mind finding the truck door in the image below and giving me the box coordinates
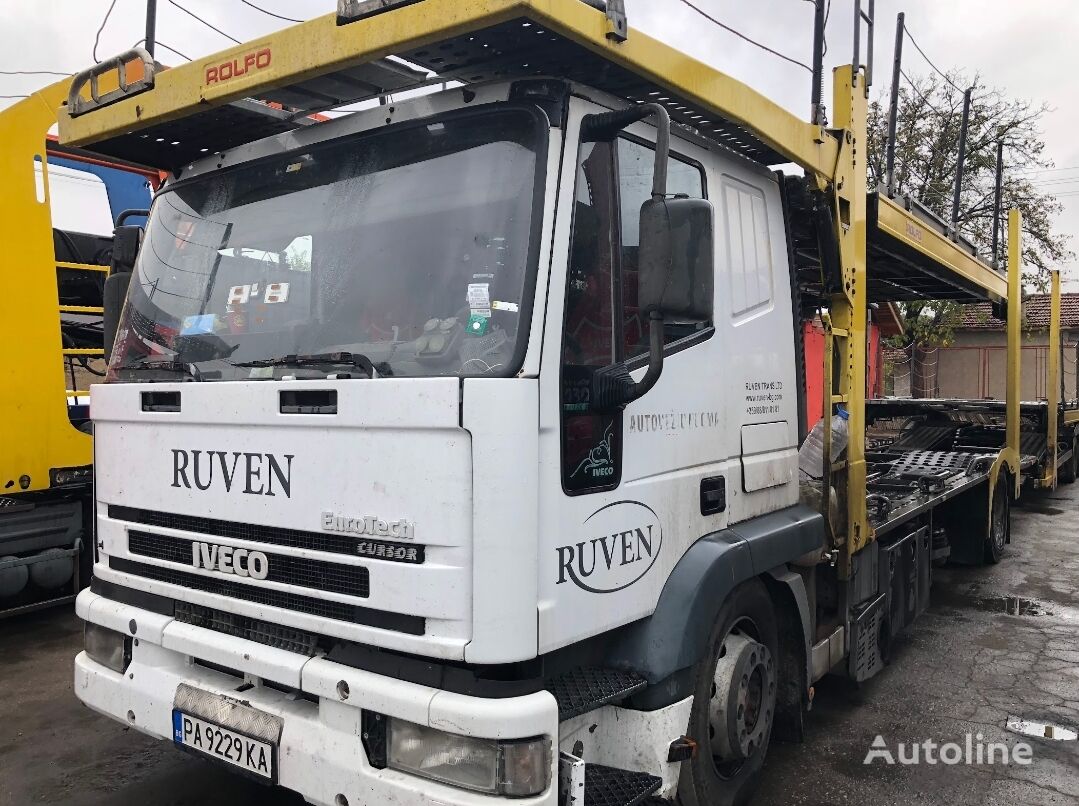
[537,99,731,652]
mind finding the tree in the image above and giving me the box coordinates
[866,72,1072,350]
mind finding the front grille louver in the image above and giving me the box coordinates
[128,530,370,597]
[108,557,425,635]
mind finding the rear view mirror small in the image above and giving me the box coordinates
[638,196,714,322]
[111,225,143,274]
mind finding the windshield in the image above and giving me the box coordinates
[109,106,546,380]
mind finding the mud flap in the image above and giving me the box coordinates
[848,593,886,682]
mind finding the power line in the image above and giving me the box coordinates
[902,22,967,96]
[0,69,72,76]
[899,69,954,121]
[1014,165,1079,176]
[166,0,242,44]
[1028,177,1079,188]
[157,40,193,61]
[0,94,30,99]
[133,37,194,62]
[675,0,812,74]
[93,0,119,62]
[239,0,303,24]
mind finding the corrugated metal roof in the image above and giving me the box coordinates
[958,293,1079,331]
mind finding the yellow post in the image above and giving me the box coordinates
[827,64,871,575]
[0,80,95,494]
[1046,270,1062,488]
[1001,209,1023,495]
[987,209,1022,506]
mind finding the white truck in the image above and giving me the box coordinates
[63,2,1027,804]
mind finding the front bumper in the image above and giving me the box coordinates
[75,590,558,806]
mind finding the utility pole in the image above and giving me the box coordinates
[991,140,1005,267]
[950,86,973,240]
[884,13,904,196]
[145,0,158,58]
[810,0,826,125]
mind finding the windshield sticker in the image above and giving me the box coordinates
[467,283,491,310]
[492,301,520,313]
[467,314,490,337]
[180,314,217,336]
[227,282,290,307]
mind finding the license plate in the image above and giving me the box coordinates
[172,710,276,781]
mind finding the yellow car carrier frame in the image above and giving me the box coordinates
[58,2,1043,803]
[1,82,103,614]
[59,0,1023,579]
[0,79,155,615]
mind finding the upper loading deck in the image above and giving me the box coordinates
[57,0,1007,308]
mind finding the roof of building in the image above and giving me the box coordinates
[958,293,1079,331]
[875,302,907,337]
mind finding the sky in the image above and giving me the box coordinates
[2,0,1078,286]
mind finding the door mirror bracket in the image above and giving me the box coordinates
[581,103,715,411]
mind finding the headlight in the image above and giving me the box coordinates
[386,718,550,797]
[84,622,131,673]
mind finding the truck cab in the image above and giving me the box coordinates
[82,75,812,803]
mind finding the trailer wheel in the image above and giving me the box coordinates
[678,580,778,806]
[983,483,1009,565]
[1059,438,1077,485]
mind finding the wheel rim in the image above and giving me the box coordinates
[708,625,776,779]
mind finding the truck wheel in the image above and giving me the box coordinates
[678,580,778,806]
[1059,438,1077,485]
[983,484,1009,565]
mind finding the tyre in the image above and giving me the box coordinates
[1059,438,1077,485]
[678,580,778,806]
[983,482,1009,565]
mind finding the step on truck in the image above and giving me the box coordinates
[61,2,1030,804]
[0,81,153,616]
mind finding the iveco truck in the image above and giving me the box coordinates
[62,2,1027,804]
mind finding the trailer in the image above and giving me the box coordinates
[59,2,1031,804]
[865,270,1079,514]
[0,81,154,616]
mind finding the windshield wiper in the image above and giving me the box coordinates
[231,352,378,379]
[121,360,204,382]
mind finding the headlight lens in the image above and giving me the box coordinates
[84,622,130,673]
[386,719,550,797]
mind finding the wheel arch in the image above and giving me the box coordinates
[613,505,822,711]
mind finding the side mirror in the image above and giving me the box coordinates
[582,102,714,412]
[111,225,143,274]
[638,196,714,322]
[103,271,132,364]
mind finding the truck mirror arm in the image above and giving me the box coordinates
[590,311,665,412]
[582,103,673,412]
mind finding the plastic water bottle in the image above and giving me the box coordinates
[798,407,849,480]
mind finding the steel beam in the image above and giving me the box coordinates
[884,13,904,195]
[829,64,871,574]
[1046,270,1061,488]
[58,0,840,180]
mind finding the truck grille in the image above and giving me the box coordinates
[175,602,321,655]
[128,530,369,597]
[109,505,424,564]
[108,556,425,635]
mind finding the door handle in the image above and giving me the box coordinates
[701,476,726,515]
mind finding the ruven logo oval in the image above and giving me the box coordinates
[556,501,663,594]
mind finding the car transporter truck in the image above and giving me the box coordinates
[58,1,1071,804]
